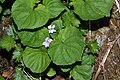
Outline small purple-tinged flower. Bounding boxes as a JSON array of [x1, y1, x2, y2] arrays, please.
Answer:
[[48, 25, 56, 33], [42, 37, 53, 47]]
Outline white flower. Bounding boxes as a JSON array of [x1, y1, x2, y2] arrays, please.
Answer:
[[48, 25, 56, 33], [42, 37, 53, 47]]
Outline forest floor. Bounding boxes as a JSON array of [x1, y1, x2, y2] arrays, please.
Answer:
[[92, 1, 120, 80], [0, 1, 120, 80]]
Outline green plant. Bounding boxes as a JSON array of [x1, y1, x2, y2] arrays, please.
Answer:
[[0, 0, 113, 80]]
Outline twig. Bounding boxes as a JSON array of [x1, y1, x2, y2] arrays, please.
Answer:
[[93, 34, 120, 80], [89, 20, 92, 40], [23, 69, 42, 80], [23, 69, 34, 80], [117, 37, 120, 48], [115, 0, 120, 14], [87, 20, 92, 42]]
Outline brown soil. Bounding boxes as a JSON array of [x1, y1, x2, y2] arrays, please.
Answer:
[[92, 1, 120, 80]]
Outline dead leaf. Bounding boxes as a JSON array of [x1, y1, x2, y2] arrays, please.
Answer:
[[2, 67, 14, 78]]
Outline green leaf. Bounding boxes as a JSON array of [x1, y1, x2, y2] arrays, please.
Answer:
[[43, 0, 65, 18], [87, 40, 99, 53], [50, 20, 64, 40], [62, 11, 80, 27], [70, 65, 93, 80], [47, 68, 56, 77], [82, 54, 96, 65], [7, 25, 15, 38], [73, 0, 113, 20], [48, 27, 85, 65], [12, 0, 49, 30], [23, 47, 51, 73], [3, 9, 11, 15], [13, 67, 29, 80], [60, 65, 72, 72], [18, 28, 49, 47], [13, 50, 22, 62], [52, 20, 64, 31], [0, 35, 15, 51], [61, 68, 71, 72], [0, 6, 2, 13], [79, 28, 88, 35], [50, 33, 58, 40], [12, 44, 23, 62], [0, 75, 5, 80], [0, 0, 5, 3]]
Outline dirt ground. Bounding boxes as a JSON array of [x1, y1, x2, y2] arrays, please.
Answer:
[[92, 1, 120, 80]]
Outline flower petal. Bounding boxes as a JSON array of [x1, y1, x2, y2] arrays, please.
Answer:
[[42, 37, 53, 47], [45, 37, 49, 41], [52, 25, 55, 28], [48, 25, 52, 29], [48, 38, 53, 42]]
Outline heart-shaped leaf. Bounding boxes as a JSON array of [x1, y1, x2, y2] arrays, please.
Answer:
[[12, 0, 49, 30], [23, 47, 51, 73], [73, 0, 113, 20], [18, 28, 49, 47], [70, 65, 93, 80], [48, 27, 85, 65], [43, 0, 65, 18]]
